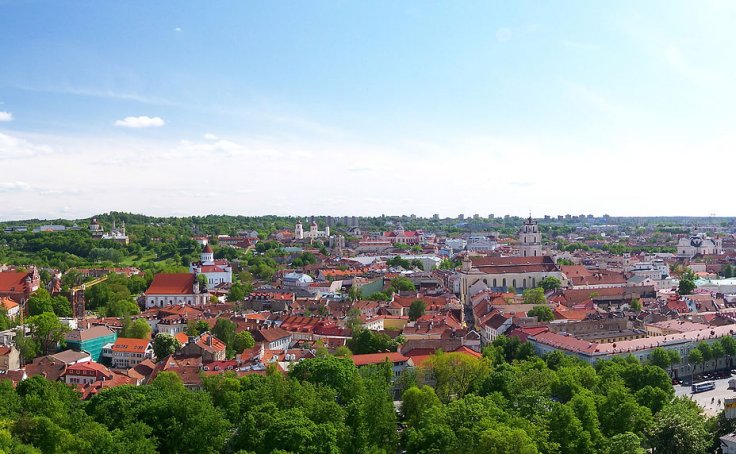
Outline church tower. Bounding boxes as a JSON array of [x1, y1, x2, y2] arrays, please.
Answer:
[[295, 221, 304, 240], [201, 244, 214, 264], [519, 216, 542, 257]]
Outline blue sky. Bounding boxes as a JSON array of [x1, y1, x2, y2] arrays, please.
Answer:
[[1, 1, 736, 220]]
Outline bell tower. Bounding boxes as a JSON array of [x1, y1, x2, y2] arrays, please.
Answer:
[[519, 216, 542, 257]]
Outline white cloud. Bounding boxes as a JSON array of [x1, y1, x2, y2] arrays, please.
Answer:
[[175, 27, 182, 32], [0, 132, 54, 159], [496, 27, 512, 42], [114, 116, 165, 128], [0, 181, 30, 192], [203, 133, 218, 141], [0, 111, 14, 122]]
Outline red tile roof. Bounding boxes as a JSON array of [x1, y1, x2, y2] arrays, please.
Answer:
[[352, 352, 410, 367], [0, 297, 18, 311], [0, 271, 32, 293], [111, 338, 151, 353], [146, 273, 197, 295]]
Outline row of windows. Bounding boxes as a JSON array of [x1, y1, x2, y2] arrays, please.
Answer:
[[482, 277, 538, 288]]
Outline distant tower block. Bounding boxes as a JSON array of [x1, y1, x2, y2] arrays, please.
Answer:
[[519, 216, 542, 257]]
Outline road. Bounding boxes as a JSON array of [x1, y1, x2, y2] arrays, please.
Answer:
[[674, 376, 736, 416]]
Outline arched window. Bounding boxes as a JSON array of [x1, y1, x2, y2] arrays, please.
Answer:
[[523, 278, 527, 288], [502, 278, 506, 288], [493, 279, 497, 287], [512, 279, 517, 288]]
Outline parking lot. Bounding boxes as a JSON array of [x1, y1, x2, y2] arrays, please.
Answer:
[[674, 375, 736, 416]]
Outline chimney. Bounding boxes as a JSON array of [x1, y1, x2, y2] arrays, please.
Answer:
[[207, 335, 212, 346]]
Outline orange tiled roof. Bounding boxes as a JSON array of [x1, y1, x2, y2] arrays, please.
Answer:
[[111, 338, 150, 353]]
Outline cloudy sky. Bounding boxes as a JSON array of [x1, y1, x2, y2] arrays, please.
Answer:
[[1, 1, 736, 220]]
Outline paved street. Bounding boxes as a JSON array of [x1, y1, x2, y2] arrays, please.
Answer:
[[674, 376, 736, 416]]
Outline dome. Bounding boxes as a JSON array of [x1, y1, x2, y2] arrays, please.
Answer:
[[203, 244, 213, 253]]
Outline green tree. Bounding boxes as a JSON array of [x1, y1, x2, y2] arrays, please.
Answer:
[[390, 276, 416, 293], [649, 347, 679, 371], [527, 305, 554, 322], [120, 318, 151, 339], [522, 287, 546, 304], [401, 385, 441, 427], [648, 397, 709, 454], [212, 318, 237, 357], [720, 336, 736, 368], [347, 329, 400, 355], [630, 298, 642, 312], [547, 402, 593, 453], [678, 268, 697, 295], [420, 352, 491, 403], [26, 289, 54, 316], [476, 424, 539, 453], [232, 330, 255, 353], [27, 312, 69, 355], [197, 274, 209, 293], [186, 319, 210, 336], [290, 356, 359, 403], [152, 333, 181, 360], [408, 300, 426, 321], [227, 282, 251, 302], [14, 328, 39, 365], [539, 276, 561, 291], [604, 432, 644, 454], [724, 264, 735, 279]]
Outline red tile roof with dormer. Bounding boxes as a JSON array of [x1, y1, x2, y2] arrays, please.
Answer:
[[63, 361, 113, 379], [146, 273, 197, 295], [111, 338, 150, 353], [0, 270, 36, 298], [78, 373, 136, 400], [196, 333, 227, 353]]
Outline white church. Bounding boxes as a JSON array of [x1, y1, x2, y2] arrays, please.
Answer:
[[295, 220, 330, 240], [189, 244, 233, 289]]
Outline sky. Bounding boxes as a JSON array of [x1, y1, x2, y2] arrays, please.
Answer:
[[2, 1, 736, 221]]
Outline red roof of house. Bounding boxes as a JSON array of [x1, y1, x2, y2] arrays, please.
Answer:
[[0, 271, 31, 293], [146, 273, 197, 295], [111, 338, 151, 353], [0, 297, 18, 311], [64, 361, 113, 378], [352, 352, 410, 367]]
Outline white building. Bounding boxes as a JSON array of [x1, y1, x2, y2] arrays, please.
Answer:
[[467, 235, 498, 253], [108, 337, 153, 369], [445, 238, 467, 251], [677, 232, 723, 258], [518, 217, 542, 257], [144, 273, 209, 309], [190, 244, 232, 289], [295, 221, 329, 240]]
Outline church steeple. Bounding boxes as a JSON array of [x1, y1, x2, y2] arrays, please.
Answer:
[[519, 215, 542, 257]]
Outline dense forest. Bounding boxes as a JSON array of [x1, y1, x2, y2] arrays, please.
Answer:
[[0, 337, 732, 454]]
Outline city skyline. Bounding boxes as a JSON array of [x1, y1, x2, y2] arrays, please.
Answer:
[[3, 1, 736, 219]]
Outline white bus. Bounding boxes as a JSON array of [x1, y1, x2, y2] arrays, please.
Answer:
[[692, 381, 716, 393]]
